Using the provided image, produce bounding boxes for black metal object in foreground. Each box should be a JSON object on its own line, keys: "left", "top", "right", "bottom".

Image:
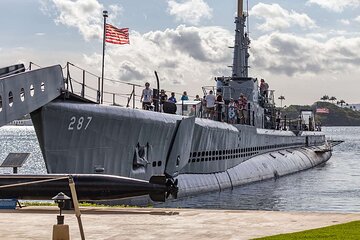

{"left": 0, "top": 174, "right": 177, "bottom": 202}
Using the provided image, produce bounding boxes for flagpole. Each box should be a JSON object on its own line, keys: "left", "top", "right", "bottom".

{"left": 101, "top": 10, "right": 108, "bottom": 104}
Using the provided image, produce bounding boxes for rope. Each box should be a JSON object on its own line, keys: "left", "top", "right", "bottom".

{"left": 0, "top": 176, "right": 69, "bottom": 189}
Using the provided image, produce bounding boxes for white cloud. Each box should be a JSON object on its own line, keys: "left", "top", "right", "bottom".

{"left": 339, "top": 19, "right": 350, "bottom": 25}
{"left": 250, "top": 3, "right": 317, "bottom": 32}
{"left": 306, "top": 33, "right": 328, "bottom": 40}
{"left": 167, "top": 0, "right": 213, "bottom": 25}
{"left": 355, "top": 16, "right": 360, "bottom": 23}
{"left": 306, "top": 0, "right": 360, "bottom": 12}
{"left": 41, "top": 0, "right": 104, "bottom": 41}
{"left": 35, "top": 32, "right": 46, "bottom": 36}
{"left": 0, "top": 47, "right": 83, "bottom": 69}
{"left": 40, "top": 0, "right": 125, "bottom": 41}
{"left": 251, "top": 32, "right": 360, "bottom": 76}
{"left": 83, "top": 25, "right": 233, "bottom": 87}
{"left": 108, "top": 4, "right": 123, "bottom": 23}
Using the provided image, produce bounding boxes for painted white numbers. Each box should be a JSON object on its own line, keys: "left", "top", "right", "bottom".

{"left": 68, "top": 116, "right": 76, "bottom": 130}
{"left": 84, "top": 117, "right": 92, "bottom": 130}
{"left": 68, "top": 116, "right": 92, "bottom": 131}
{"left": 77, "top": 117, "right": 84, "bottom": 130}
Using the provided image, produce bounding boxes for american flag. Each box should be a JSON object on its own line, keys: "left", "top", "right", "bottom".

{"left": 105, "top": 24, "right": 129, "bottom": 45}
{"left": 316, "top": 108, "right": 329, "bottom": 114}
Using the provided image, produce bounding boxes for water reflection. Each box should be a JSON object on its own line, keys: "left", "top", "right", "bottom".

{"left": 157, "top": 127, "right": 360, "bottom": 212}
{"left": 0, "top": 126, "right": 45, "bottom": 174}
{"left": 1, "top": 126, "right": 360, "bottom": 212}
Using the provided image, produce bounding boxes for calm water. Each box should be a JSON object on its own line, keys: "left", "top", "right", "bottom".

{"left": 1, "top": 126, "right": 359, "bottom": 212}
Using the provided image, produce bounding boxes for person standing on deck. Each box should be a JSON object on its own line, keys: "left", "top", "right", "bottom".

{"left": 260, "top": 79, "right": 269, "bottom": 100}
{"left": 238, "top": 94, "right": 248, "bottom": 124}
{"left": 181, "top": 91, "right": 189, "bottom": 101}
{"left": 205, "top": 90, "right": 216, "bottom": 119}
{"left": 159, "top": 89, "right": 168, "bottom": 112}
{"left": 140, "top": 82, "right": 153, "bottom": 110}
{"left": 228, "top": 98, "right": 237, "bottom": 124}
{"left": 168, "top": 92, "right": 177, "bottom": 103}
{"left": 216, "top": 92, "right": 224, "bottom": 122}
{"left": 194, "top": 95, "right": 201, "bottom": 101}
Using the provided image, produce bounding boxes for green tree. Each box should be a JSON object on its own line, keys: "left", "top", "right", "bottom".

{"left": 338, "top": 99, "right": 346, "bottom": 106}
{"left": 329, "top": 96, "right": 337, "bottom": 103}
{"left": 320, "top": 95, "right": 329, "bottom": 101}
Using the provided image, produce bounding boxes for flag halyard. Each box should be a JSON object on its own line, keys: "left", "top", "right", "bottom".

{"left": 105, "top": 24, "right": 129, "bottom": 45}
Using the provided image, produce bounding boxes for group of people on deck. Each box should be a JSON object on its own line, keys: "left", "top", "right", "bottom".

{"left": 140, "top": 82, "right": 198, "bottom": 111}
{"left": 203, "top": 90, "right": 248, "bottom": 123}
{"left": 140, "top": 79, "right": 270, "bottom": 125}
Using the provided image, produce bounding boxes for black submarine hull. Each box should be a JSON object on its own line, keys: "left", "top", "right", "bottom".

{"left": 0, "top": 174, "right": 170, "bottom": 202}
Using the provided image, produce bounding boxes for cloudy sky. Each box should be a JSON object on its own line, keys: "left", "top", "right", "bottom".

{"left": 1, "top": 0, "right": 359, "bottom": 106}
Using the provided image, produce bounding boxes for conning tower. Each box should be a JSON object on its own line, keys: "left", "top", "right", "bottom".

{"left": 215, "top": 0, "right": 266, "bottom": 128}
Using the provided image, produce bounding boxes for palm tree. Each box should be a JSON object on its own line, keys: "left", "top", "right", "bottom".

{"left": 278, "top": 95, "right": 285, "bottom": 108}
{"left": 329, "top": 96, "right": 337, "bottom": 103}
{"left": 338, "top": 99, "right": 346, "bottom": 107}
{"left": 320, "top": 95, "right": 329, "bottom": 101}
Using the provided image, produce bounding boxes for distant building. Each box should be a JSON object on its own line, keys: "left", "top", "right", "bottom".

{"left": 339, "top": 103, "right": 360, "bottom": 111}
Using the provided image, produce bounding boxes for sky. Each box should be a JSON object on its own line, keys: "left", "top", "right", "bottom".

{"left": 1, "top": 0, "right": 360, "bottom": 106}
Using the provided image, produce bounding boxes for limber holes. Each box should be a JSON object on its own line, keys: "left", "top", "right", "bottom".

{"left": 20, "top": 88, "right": 25, "bottom": 102}
{"left": 8, "top": 91, "right": 13, "bottom": 107}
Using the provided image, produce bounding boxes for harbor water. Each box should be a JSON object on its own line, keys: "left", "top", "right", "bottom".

{"left": 1, "top": 126, "right": 359, "bottom": 212}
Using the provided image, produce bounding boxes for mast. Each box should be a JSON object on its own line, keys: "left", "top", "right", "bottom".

{"left": 101, "top": 10, "right": 108, "bottom": 104}
{"left": 232, "top": 0, "right": 250, "bottom": 78}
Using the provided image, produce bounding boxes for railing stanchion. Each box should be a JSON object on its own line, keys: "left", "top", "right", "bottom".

{"left": 97, "top": 77, "right": 101, "bottom": 103}
{"left": 66, "top": 62, "right": 70, "bottom": 92}
{"left": 81, "top": 70, "right": 85, "bottom": 98}
{"left": 182, "top": 100, "right": 184, "bottom": 116}
{"left": 132, "top": 85, "right": 135, "bottom": 109}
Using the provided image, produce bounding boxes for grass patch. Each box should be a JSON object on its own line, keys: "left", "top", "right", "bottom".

{"left": 254, "top": 221, "right": 360, "bottom": 240}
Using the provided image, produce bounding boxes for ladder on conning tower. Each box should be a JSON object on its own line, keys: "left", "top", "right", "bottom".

{"left": 0, "top": 64, "right": 65, "bottom": 128}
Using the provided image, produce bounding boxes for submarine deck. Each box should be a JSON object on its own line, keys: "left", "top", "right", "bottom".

{"left": 0, "top": 207, "right": 359, "bottom": 239}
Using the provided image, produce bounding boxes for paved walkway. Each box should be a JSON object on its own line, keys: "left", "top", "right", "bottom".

{"left": 0, "top": 207, "right": 359, "bottom": 239}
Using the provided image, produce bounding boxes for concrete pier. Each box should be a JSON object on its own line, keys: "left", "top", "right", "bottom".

{"left": 0, "top": 207, "right": 359, "bottom": 239}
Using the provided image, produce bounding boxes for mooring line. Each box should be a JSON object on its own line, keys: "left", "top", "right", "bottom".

{"left": 0, "top": 176, "right": 69, "bottom": 189}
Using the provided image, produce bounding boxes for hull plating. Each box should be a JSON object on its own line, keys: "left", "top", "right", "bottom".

{"left": 177, "top": 147, "right": 331, "bottom": 197}
{"left": 31, "top": 101, "right": 331, "bottom": 195}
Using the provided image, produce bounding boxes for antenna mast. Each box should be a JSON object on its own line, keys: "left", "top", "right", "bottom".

{"left": 238, "top": 0, "right": 243, "bottom": 18}
{"left": 232, "top": 0, "right": 250, "bottom": 78}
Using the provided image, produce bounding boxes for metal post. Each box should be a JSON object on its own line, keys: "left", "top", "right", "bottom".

{"left": 154, "top": 71, "right": 160, "bottom": 112}
{"left": 101, "top": 10, "right": 108, "bottom": 104}
{"left": 113, "top": 94, "right": 115, "bottom": 105}
{"left": 132, "top": 85, "right": 135, "bottom": 109}
{"left": 252, "top": 111, "right": 255, "bottom": 126}
{"left": 247, "top": 102, "right": 251, "bottom": 125}
{"left": 66, "top": 62, "right": 70, "bottom": 92}
{"left": 238, "top": 0, "right": 243, "bottom": 17}
{"left": 182, "top": 100, "right": 184, "bottom": 116}
{"left": 81, "top": 70, "right": 85, "bottom": 98}
{"left": 97, "top": 77, "right": 101, "bottom": 103}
